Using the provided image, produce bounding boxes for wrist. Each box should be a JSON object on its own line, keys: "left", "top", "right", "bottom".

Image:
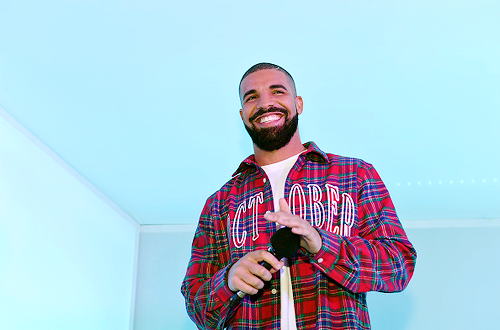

{"left": 225, "top": 262, "right": 237, "bottom": 292}
{"left": 311, "top": 227, "right": 323, "bottom": 254}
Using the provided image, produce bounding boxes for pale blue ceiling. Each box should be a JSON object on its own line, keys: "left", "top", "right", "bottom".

{"left": 1, "top": 0, "right": 499, "bottom": 225}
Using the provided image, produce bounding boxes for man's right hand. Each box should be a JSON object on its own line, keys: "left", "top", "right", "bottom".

{"left": 227, "top": 250, "right": 284, "bottom": 295}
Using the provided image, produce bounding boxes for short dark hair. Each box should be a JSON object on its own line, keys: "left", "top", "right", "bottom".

{"left": 239, "top": 62, "right": 297, "bottom": 98}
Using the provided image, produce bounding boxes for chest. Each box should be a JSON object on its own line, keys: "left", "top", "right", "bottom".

{"left": 224, "top": 166, "right": 360, "bottom": 257}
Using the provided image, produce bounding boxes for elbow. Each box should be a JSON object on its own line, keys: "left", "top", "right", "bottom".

{"left": 393, "top": 245, "right": 417, "bottom": 292}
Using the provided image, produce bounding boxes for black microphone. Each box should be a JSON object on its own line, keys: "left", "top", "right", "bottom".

{"left": 228, "top": 227, "right": 300, "bottom": 308}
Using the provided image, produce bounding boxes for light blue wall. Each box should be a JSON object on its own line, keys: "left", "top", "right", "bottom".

{"left": 369, "top": 224, "right": 500, "bottom": 329}
{"left": 135, "top": 222, "right": 500, "bottom": 330}
{"left": 0, "top": 111, "right": 139, "bottom": 329}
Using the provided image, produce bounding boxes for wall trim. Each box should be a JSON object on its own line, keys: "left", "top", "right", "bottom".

{"left": 0, "top": 106, "right": 140, "bottom": 227}
{"left": 403, "top": 218, "right": 500, "bottom": 228}
{"left": 139, "top": 218, "right": 500, "bottom": 233}
{"left": 140, "top": 224, "right": 197, "bottom": 233}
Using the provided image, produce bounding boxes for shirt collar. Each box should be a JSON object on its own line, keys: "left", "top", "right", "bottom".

{"left": 232, "top": 141, "right": 328, "bottom": 177}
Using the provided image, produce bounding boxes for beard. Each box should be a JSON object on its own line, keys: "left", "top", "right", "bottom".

{"left": 244, "top": 107, "right": 299, "bottom": 152}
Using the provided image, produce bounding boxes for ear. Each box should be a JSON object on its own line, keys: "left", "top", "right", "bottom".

{"left": 295, "top": 96, "right": 304, "bottom": 115}
{"left": 239, "top": 108, "right": 244, "bottom": 121}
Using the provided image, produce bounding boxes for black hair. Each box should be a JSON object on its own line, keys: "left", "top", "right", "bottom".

{"left": 239, "top": 62, "right": 297, "bottom": 98}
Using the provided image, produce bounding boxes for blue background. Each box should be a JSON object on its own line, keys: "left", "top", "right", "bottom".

{"left": 1, "top": 0, "right": 498, "bottom": 225}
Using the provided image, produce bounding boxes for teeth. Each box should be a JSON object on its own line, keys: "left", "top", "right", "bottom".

{"left": 259, "top": 114, "right": 280, "bottom": 124}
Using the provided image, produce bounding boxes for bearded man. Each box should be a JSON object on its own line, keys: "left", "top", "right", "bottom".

{"left": 181, "top": 63, "right": 417, "bottom": 329}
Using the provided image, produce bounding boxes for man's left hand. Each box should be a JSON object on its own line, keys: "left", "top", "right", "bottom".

{"left": 264, "top": 198, "right": 323, "bottom": 254}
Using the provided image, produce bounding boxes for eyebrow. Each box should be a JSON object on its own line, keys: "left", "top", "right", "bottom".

{"left": 242, "top": 89, "right": 257, "bottom": 101}
{"left": 270, "top": 84, "right": 288, "bottom": 91}
{"left": 242, "top": 84, "right": 289, "bottom": 101}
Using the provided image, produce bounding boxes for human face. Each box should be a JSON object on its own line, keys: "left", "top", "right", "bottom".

{"left": 239, "top": 69, "right": 303, "bottom": 151}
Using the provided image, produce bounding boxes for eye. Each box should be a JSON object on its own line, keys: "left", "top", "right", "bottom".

{"left": 245, "top": 95, "right": 256, "bottom": 103}
{"left": 273, "top": 90, "right": 285, "bottom": 94}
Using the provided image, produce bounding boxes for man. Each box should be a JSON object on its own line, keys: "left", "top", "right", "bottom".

{"left": 181, "top": 63, "right": 417, "bottom": 329}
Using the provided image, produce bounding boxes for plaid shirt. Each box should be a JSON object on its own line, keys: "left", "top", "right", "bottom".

{"left": 181, "top": 142, "right": 416, "bottom": 329}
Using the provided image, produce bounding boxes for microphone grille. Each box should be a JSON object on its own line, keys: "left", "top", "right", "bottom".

{"left": 270, "top": 227, "right": 301, "bottom": 259}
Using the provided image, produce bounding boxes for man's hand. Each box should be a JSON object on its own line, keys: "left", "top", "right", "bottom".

{"left": 264, "top": 198, "right": 323, "bottom": 254}
{"left": 227, "top": 250, "right": 284, "bottom": 295}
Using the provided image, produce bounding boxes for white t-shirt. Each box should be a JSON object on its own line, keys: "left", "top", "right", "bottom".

{"left": 261, "top": 152, "right": 302, "bottom": 330}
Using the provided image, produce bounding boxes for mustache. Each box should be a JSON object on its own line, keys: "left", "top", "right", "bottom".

{"left": 249, "top": 107, "right": 288, "bottom": 123}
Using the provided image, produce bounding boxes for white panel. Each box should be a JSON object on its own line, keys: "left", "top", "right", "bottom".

{"left": 0, "top": 114, "right": 138, "bottom": 329}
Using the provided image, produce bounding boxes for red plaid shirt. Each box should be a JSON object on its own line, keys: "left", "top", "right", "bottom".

{"left": 181, "top": 142, "right": 416, "bottom": 329}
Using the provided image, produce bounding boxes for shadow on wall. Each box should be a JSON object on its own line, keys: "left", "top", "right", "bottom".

{"left": 134, "top": 225, "right": 500, "bottom": 330}
{"left": 370, "top": 225, "right": 500, "bottom": 330}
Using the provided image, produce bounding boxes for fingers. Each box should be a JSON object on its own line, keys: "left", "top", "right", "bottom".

{"left": 264, "top": 198, "right": 323, "bottom": 254}
{"left": 279, "top": 198, "right": 291, "bottom": 213}
{"left": 263, "top": 198, "right": 299, "bottom": 228}
{"left": 227, "top": 250, "right": 283, "bottom": 295}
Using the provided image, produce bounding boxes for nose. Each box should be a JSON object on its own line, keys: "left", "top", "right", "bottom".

{"left": 257, "top": 92, "right": 275, "bottom": 110}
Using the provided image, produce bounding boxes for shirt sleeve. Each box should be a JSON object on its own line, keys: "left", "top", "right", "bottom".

{"left": 180, "top": 195, "right": 236, "bottom": 329}
{"left": 308, "top": 163, "right": 417, "bottom": 293}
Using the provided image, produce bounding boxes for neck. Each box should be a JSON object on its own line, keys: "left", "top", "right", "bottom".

{"left": 253, "top": 132, "right": 305, "bottom": 166}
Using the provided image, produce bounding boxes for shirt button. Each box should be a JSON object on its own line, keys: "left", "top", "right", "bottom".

{"left": 271, "top": 288, "right": 277, "bottom": 294}
{"left": 263, "top": 178, "right": 267, "bottom": 183}
{"left": 317, "top": 258, "right": 324, "bottom": 264}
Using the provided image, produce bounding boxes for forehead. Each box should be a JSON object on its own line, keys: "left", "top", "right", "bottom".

{"left": 239, "top": 69, "right": 294, "bottom": 97}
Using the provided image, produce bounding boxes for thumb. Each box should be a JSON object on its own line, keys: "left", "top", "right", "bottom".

{"left": 279, "top": 198, "right": 291, "bottom": 213}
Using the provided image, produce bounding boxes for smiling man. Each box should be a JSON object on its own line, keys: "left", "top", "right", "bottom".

{"left": 181, "top": 63, "right": 417, "bottom": 329}
{"left": 239, "top": 65, "right": 303, "bottom": 160}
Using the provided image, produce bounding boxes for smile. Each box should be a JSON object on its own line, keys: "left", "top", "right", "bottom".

{"left": 258, "top": 114, "right": 282, "bottom": 124}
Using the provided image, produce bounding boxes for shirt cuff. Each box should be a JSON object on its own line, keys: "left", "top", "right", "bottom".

{"left": 209, "top": 265, "right": 236, "bottom": 311}
{"left": 309, "top": 228, "right": 342, "bottom": 271}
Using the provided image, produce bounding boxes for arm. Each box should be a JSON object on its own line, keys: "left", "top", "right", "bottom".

{"left": 180, "top": 197, "right": 235, "bottom": 329}
{"left": 318, "top": 164, "right": 416, "bottom": 293}
{"left": 180, "top": 196, "right": 284, "bottom": 329}
{"left": 265, "top": 165, "right": 417, "bottom": 294}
